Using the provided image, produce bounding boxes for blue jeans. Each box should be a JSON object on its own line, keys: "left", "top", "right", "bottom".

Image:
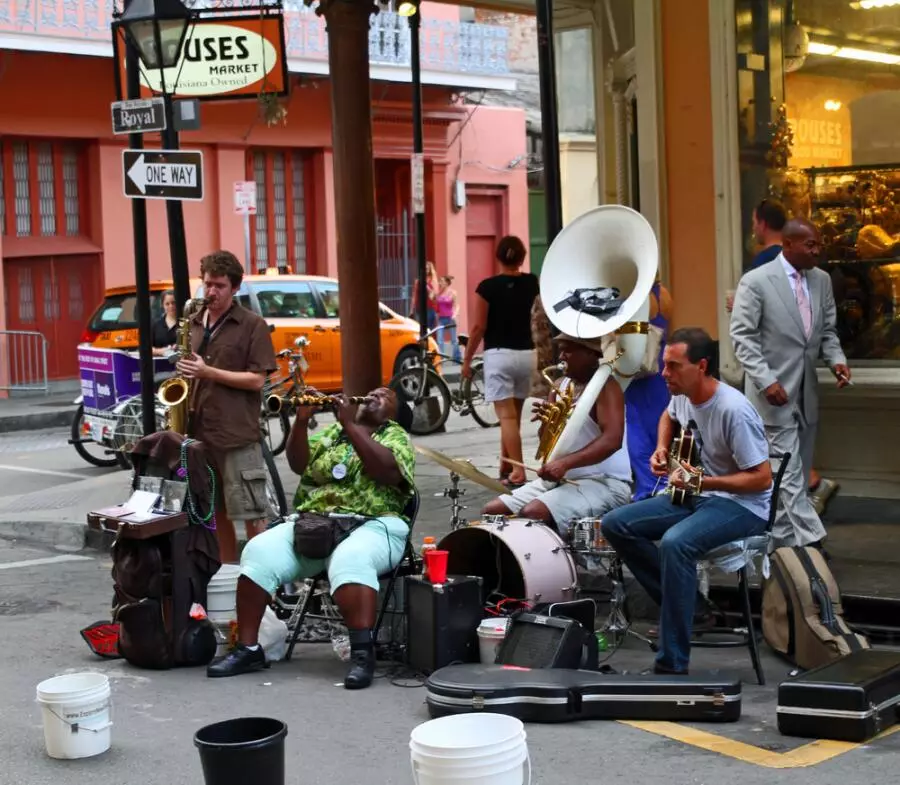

{"left": 602, "top": 494, "right": 767, "bottom": 672}
{"left": 438, "top": 316, "right": 461, "bottom": 362}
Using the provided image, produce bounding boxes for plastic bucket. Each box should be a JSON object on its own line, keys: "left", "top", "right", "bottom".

{"left": 36, "top": 672, "right": 112, "bottom": 760}
{"left": 194, "top": 717, "right": 288, "bottom": 785}
{"left": 409, "top": 714, "right": 530, "bottom": 785}
{"left": 476, "top": 617, "right": 510, "bottom": 664}
{"left": 207, "top": 564, "right": 242, "bottom": 623}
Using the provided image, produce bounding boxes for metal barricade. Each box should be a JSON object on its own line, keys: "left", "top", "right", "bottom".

{"left": 0, "top": 330, "right": 49, "bottom": 392}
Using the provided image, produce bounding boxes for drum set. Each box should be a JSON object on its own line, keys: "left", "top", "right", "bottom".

{"left": 415, "top": 445, "right": 652, "bottom": 649}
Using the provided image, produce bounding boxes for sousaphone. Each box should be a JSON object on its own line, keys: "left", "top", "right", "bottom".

{"left": 538, "top": 204, "right": 659, "bottom": 463}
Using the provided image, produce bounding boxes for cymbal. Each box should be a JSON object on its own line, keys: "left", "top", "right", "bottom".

{"left": 415, "top": 444, "right": 508, "bottom": 495}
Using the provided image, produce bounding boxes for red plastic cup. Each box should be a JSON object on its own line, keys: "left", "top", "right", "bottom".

{"left": 425, "top": 549, "right": 449, "bottom": 584}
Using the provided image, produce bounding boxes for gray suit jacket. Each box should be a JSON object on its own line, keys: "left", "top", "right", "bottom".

{"left": 730, "top": 254, "right": 846, "bottom": 427}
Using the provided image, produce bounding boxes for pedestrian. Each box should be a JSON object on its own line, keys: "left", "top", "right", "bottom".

{"left": 436, "top": 275, "right": 461, "bottom": 362}
{"left": 411, "top": 261, "right": 439, "bottom": 330}
{"left": 462, "top": 236, "right": 538, "bottom": 488}
{"left": 151, "top": 290, "right": 178, "bottom": 356}
{"left": 176, "top": 250, "right": 278, "bottom": 563}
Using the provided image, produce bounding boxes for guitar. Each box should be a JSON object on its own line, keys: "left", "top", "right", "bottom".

{"left": 667, "top": 424, "right": 702, "bottom": 506}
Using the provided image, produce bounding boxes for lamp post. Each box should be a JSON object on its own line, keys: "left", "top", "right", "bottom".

{"left": 398, "top": 0, "right": 428, "bottom": 342}
{"left": 114, "top": 0, "right": 195, "bottom": 317}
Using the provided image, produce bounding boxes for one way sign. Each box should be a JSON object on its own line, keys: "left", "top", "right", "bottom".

{"left": 122, "top": 149, "right": 204, "bottom": 202}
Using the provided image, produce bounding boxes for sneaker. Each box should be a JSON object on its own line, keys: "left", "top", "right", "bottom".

{"left": 809, "top": 477, "right": 839, "bottom": 517}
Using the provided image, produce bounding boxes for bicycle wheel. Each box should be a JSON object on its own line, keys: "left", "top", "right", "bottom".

{"left": 70, "top": 405, "right": 120, "bottom": 468}
{"left": 389, "top": 366, "right": 451, "bottom": 435}
{"left": 261, "top": 409, "right": 290, "bottom": 456}
{"left": 261, "top": 440, "right": 288, "bottom": 519}
{"left": 463, "top": 361, "right": 499, "bottom": 429}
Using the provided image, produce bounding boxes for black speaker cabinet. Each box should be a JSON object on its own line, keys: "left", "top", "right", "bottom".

{"left": 495, "top": 613, "right": 587, "bottom": 670}
{"left": 405, "top": 575, "right": 483, "bottom": 675}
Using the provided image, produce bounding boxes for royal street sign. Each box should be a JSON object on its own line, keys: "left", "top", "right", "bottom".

{"left": 122, "top": 150, "right": 204, "bottom": 202}
{"left": 111, "top": 98, "right": 166, "bottom": 135}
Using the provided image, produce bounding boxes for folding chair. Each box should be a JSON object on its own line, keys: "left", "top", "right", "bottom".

{"left": 692, "top": 452, "right": 792, "bottom": 685}
{"left": 284, "top": 490, "right": 421, "bottom": 662}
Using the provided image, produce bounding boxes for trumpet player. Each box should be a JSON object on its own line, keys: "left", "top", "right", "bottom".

{"left": 482, "top": 335, "right": 632, "bottom": 536}
{"left": 176, "top": 251, "right": 277, "bottom": 564}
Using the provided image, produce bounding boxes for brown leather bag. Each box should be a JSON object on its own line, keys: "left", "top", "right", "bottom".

{"left": 762, "top": 546, "right": 869, "bottom": 670}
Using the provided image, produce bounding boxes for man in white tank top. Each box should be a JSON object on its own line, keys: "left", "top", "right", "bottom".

{"left": 482, "top": 335, "right": 633, "bottom": 537}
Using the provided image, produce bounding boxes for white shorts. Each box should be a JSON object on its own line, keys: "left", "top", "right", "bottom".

{"left": 498, "top": 476, "right": 632, "bottom": 537}
{"left": 483, "top": 348, "right": 536, "bottom": 402}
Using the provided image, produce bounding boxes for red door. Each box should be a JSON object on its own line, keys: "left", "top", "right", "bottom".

{"left": 4, "top": 255, "right": 103, "bottom": 379}
{"left": 465, "top": 191, "right": 506, "bottom": 316}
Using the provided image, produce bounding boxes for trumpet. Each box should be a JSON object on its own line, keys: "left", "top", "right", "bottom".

{"left": 265, "top": 393, "right": 373, "bottom": 415}
{"left": 534, "top": 363, "right": 577, "bottom": 463}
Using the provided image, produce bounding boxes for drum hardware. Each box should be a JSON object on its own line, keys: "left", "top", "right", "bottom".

{"left": 414, "top": 445, "right": 508, "bottom": 495}
{"left": 435, "top": 471, "right": 468, "bottom": 531}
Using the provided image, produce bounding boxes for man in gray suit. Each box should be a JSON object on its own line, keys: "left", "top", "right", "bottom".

{"left": 730, "top": 219, "right": 851, "bottom": 547}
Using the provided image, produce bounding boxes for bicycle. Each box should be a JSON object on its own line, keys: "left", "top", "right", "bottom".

{"left": 387, "top": 323, "right": 498, "bottom": 435}
{"left": 261, "top": 336, "right": 319, "bottom": 456}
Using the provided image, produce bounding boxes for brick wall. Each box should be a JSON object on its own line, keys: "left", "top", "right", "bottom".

{"left": 475, "top": 9, "right": 539, "bottom": 74}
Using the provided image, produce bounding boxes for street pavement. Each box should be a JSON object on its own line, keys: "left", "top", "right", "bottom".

{"left": 0, "top": 413, "right": 898, "bottom": 783}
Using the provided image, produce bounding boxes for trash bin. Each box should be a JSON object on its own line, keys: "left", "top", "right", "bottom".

{"left": 194, "top": 717, "right": 288, "bottom": 785}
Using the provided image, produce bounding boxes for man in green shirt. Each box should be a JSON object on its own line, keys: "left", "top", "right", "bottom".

{"left": 208, "top": 387, "right": 415, "bottom": 689}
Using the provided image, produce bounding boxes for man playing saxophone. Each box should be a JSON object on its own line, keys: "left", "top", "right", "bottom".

{"left": 176, "top": 250, "right": 277, "bottom": 563}
{"left": 482, "top": 335, "right": 632, "bottom": 536}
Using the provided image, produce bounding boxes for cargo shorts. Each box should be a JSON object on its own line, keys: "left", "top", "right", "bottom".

{"left": 216, "top": 442, "right": 270, "bottom": 523}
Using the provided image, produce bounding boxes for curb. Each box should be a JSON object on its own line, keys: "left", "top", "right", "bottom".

{"left": 0, "top": 519, "right": 89, "bottom": 551}
{"left": 0, "top": 409, "right": 74, "bottom": 434}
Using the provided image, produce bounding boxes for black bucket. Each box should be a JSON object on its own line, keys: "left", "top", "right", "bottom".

{"left": 194, "top": 717, "right": 288, "bottom": 785}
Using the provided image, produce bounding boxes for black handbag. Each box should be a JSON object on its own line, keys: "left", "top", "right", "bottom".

{"left": 292, "top": 512, "right": 366, "bottom": 560}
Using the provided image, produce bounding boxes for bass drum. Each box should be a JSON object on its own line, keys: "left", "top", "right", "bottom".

{"left": 438, "top": 518, "right": 578, "bottom": 605}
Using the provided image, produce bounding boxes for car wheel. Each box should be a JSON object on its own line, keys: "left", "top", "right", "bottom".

{"left": 393, "top": 346, "right": 422, "bottom": 378}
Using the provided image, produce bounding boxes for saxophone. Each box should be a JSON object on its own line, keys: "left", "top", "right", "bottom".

{"left": 157, "top": 298, "right": 207, "bottom": 435}
{"left": 533, "top": 362, "right": 577, "bottom": 463}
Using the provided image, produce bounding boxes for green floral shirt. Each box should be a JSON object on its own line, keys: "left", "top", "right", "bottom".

{"left": 293, "top": 421, "right": 416, "bottom": 520}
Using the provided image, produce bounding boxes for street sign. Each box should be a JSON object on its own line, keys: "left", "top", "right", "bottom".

{"left": 411, "top": 153, "right": 425, "bottom": 214}
{"left": 234, "top": 181, "right": 257, "bottom": 215}
{"left": 111, "top": 98, "right": 166, "bottom": 135}
{"left": 122, "top": 150, "right": 204, "bottom": 202}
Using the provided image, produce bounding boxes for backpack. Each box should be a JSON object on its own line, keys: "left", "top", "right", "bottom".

{"left": 761, "top": 545, "right": 869, "bottom": 670}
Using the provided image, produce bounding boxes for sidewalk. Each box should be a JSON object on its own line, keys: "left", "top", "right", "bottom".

{"left": 0, "top": 391, "right": 78, "bottom": 433}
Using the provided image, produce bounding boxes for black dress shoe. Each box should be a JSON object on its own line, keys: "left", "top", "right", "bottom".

{"left": 640, "top": 663, "right": 689, "bottom": 676}
{"left": 344, "top": 646, "right": 375, "bottom": 690}
{"left": 207, "top": 644, "right": 270, "bottom": 678}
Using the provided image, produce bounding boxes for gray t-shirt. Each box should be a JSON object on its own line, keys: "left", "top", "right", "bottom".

{"left": 667, "top": 382, "right": 771, "bottom": 520}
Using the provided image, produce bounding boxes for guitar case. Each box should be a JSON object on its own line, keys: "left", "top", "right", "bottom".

{"left": 777, "top": 649, "right": 900, "bottom": 742}
{"left": 425, "top": 664, "right": 742, "bottom": 723}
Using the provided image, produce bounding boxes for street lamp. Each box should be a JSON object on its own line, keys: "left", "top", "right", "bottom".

{"left": 398, "top": 0, "right": 428, "bottom": 342}
{"left": 115, "top": 0, "right": 194, "bottom": 77}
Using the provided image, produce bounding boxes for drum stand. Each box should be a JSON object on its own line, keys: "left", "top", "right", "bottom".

{"left": 603, "top": 556, "right": 656, "bottom": 651}
{"left": 437, "top": 471, "right": 468, "bottom": 530}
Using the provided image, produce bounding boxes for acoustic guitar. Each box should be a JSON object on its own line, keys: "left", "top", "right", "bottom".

{"left": 667, "top": 424, "right": 702, "bottom": 506}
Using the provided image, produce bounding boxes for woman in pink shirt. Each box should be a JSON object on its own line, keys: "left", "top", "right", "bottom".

{"left": 436, "top": 275, "right": 461, "bottom": 362}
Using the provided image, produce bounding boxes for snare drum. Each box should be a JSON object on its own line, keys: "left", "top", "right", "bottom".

{"left": 568, "top": 517, "right": 615, "bottom": 556}
{"left": 438, "top": 517, "right": 578, "bottom": 605}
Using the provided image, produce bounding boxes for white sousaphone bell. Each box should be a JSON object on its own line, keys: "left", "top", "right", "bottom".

{"left": 539, "top": 204, "right": 660, "bottom": 463}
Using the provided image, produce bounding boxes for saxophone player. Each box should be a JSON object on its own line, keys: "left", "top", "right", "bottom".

{"left": 482, "top": 335, "right": 632, "bottom": 536}
{"left": 176, "top": 251, "right": 278, "bottom": 563}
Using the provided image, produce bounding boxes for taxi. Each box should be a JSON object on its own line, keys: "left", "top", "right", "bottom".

{"left": 80, "top": 274, "right": 438, "bottom": 391}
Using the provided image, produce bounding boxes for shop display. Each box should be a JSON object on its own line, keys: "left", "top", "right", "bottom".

{"left": 807, "top": 164, "right": 900, "bottom": 360}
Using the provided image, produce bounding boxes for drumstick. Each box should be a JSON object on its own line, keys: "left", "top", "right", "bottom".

{"left": 501, "top": 457, "right": 580, "bottom": 487}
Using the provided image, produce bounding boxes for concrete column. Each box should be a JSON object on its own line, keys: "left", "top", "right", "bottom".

{"left": 313, "top": 149, "right": 338, "bottom": 277}
{"left": 0, "top": 231, "right": 7, "bottom": 398}
{"left": 319, "top": 0, "right": 381, "bottom": 395}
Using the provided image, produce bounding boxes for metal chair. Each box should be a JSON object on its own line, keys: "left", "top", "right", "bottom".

{"left": 691, "top": 452, "right": 792, "bottom": 685}
{"left": 283, "top": 490, "right": 421, "bottom": 662}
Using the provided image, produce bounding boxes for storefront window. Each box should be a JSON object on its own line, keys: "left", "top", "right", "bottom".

{"left": 736, "top": 0, "right": 900, "bottom": 361}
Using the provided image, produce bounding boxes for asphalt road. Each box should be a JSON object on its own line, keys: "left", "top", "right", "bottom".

{"left": 1, "top": 421, "right": 899, "bottom": 783}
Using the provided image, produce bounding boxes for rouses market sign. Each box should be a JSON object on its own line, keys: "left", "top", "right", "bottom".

{"left": 120, "top": 15, "right": 288, "bottom": 101}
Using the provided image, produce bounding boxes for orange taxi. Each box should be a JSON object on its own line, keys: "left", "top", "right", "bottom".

{"left": 80, "top": 275, "right": 438, "bottom": 391}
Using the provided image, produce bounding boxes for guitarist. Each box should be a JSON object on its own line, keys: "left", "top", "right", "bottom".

{"left": 602, "top": 327, "right": 772, "bottom": 676}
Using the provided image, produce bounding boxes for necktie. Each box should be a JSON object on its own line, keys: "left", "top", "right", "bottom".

{"left": 792, "top": 271, "right": 812, "bottom": 338}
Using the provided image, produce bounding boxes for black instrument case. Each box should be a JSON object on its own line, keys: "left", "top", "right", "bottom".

{"left": 777, "top": 649, "right": 900, "bottom": 742}
{"left": 425, "top": 664, "right": 741, "bottom": 723}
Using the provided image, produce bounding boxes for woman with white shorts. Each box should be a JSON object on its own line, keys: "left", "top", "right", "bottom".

{"left": 462, "top": 236, "right": 538, "bottom": 487}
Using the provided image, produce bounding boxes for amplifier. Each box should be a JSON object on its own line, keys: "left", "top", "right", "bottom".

{"left": 495, "top": 613, "right": 588, "bottom": 670}
{"left": 405, "top": 575, "right": 484, "bottom": 675}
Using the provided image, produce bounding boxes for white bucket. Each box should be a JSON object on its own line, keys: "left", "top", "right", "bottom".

{"left": 36, "top": 672, "right": 112, "bottom": 760}
{"left": 410, "top": 713, "right": 531, "bottom": 785}
{"left": 476, "top": 617, "right": 510, "bottom": 665}
{"left": 207, "top": 564, "right": 241, "bottom": 623}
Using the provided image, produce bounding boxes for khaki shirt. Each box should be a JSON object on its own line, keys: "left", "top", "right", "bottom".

{"left": 188, "top": 303, "right": 276, "bottom": 453}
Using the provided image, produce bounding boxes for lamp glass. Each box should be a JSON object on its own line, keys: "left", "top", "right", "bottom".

{"left": 397, "top": 1, "right": 417, "bottom": 16}
{"left": 126, "top": 16, "right": 189, "bottom": 70}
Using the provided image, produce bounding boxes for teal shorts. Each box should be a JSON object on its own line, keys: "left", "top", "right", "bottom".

{"left": 240, "top": 515, "right": 410, "bottom": 594}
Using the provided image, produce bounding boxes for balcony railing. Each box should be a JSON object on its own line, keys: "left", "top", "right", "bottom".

{"left": 0, "top": 0, "right": 510, "bottom": 77}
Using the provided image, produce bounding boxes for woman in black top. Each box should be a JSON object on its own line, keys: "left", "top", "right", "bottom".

{"left": 151, "top": 290, "right": 178, "bottom": 356}
{"left": 462, "top": 236, "right": 538, "bottom": 486}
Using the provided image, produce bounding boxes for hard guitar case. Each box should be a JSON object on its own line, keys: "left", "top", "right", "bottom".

{"left": 777, "top": 649, "right": 900, "bottom": 742}
{"left": 425, "top": 664, "right": 741, "bottom": 723}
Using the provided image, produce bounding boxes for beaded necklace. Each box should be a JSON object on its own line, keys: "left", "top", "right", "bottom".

{"left": 177, "top": 438, "right": 217, "bottom": 530}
